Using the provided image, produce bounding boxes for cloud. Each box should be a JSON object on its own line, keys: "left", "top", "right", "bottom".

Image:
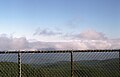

{"left": 33, "top": 28, "right": 62, "bottom": 36}
{"left": 0, "top": 34, "right": 30, "bottom": 50}
{"left": 66, "top": 30, "right": 107, "bottom": 40}
{"left": 0, "top": 30, "right": 120, "bottom": 51}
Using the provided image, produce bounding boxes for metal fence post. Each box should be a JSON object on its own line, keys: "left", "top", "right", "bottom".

{"left": 18, "top": 51, "right": 21, "bottom": 77}
{"left": 71, "top": 51, "right": 74, "bottom": 77}
{"left": 119, "top": 50, "right": 120, "bottom": 71}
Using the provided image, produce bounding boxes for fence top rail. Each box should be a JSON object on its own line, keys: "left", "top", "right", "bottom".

{"left": 0, "top": 49, "right": 120, "bottom": 54}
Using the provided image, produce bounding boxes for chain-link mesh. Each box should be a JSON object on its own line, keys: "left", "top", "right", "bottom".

{"left": 0, "top": 54, "right": 18, "bottom": 77}
{"left": 21, "top": 53, "right": 71, "bottom": 77}
{"left": 73, "top": 52, "right": 119, "bottom": 77}
{"left": 0, "top": 50, "right": 120, "bottom": 77}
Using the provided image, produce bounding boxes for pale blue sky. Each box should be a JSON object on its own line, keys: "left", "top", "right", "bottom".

{"left": 0, "top": 0, "right": 120, "bottom": 41}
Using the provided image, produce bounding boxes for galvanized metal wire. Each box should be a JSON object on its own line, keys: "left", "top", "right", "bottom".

{"left": 0, "top": 49, "right": 120, "bottom": 77}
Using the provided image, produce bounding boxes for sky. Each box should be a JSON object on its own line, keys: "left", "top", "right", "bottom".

{"left": 0, "top": 0, "right": 120, "bottom": 50}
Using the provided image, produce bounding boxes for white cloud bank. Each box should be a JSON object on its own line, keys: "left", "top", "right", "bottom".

{"left": 0, "top": 30, "right": 120, "bottom": 51}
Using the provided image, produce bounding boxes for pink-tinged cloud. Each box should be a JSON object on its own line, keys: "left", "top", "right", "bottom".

{"left": 68, "top": 30, "right": 107, "bottom": 40}
{"left": 0, "top": 30, "right": 120, "bottom": 51}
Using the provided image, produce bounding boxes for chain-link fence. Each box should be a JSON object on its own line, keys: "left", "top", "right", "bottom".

{"left": 0, "top": 50, "right": 120, "bottom": 77}
{"left": 0, "top": 53, "right": 18, "bottom": 77}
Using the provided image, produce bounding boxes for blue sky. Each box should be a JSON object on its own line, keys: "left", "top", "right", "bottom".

{"left": 0, "top": 0, "right": 120, "bottom": 41}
